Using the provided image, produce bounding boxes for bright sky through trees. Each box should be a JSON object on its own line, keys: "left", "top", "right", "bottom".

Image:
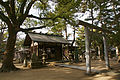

{"left": 18, "top": 1, "right": 90, "bottom": 40}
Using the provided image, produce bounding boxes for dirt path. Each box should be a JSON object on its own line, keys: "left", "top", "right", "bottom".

{"left": 0, "top": 67, "right": 91, "bottom": 80}
{"left": 0, "top": 59, "right": 120, "bottom": 80}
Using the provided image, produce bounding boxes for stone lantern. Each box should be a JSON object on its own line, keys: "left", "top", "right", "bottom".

{"left": 69, "top": 51, "right": 73, "bottom": 64}
{"left": 42, "top": 50, "right": 47, "bottom": 64}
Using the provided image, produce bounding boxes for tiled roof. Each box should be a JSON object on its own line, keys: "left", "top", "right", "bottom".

{"left": 28, "top": 32, "right": 69, "bottom": 44}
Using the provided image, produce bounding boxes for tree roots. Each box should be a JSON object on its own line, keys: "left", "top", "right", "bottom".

{"left": 0, "top": 65, "right": 20, "bottom": 72}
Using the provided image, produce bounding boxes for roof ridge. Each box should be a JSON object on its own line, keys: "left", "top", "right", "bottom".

{"left": 28, "top": 32, "right": 63, "bottom": 37}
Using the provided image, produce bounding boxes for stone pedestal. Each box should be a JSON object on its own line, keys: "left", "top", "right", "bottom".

{"left": 31, "top": 61, "right": 43, "bottom": 69}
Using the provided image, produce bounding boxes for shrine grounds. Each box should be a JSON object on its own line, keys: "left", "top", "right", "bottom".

{"left": 0, "top": 59, "right": 120, "bottom": 80}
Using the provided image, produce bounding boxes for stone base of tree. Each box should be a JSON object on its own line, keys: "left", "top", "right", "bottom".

{"left": 0, "top": 64, "right": 19, "bottom": 72}
{"left": 30, "top": 61, "right": 43, "bottom": 69}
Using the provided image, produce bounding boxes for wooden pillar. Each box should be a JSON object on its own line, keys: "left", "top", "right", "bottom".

{"left": 62, "top": 44, "right": 64, "bottom": 62}
{"left": 98, "top": 46, "right": 101, "bottom": 59}
{"left": 116, "top": 46, "right": 120, "bottom": 62}
{"left": 42, "top": 43, "right": 45, "bottom": 54}
{"left": 38, "top": 42, "right": 40, "bottom": 57}
{"left": 103, "top": 36, "right": 110, "bottom": 69}
{"left": 85, "top": 27, "right": 91, "bottom": 74}
{"left": 0, "top": 33, "right": 2, "bottom": 46}
{"left": 67, "top": 44, "right": 69, "bottom": 60}
{"left": 42, "top": 43, "right": 47, "bottom": 64}
{"left": 32, "top": 41, "right": 35, "bottom": 54}
{"left": 36, "top": 42, "right": 39, "bottom": 56}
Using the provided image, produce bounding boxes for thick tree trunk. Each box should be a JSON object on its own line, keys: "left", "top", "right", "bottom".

{"left": 103, "top": 36, "right": 110, "bottom": 69}
{"left": 85, "top": 27, "right": 91, "bottom": 74}
{"left": 0, "top": 29, "right": 18, "bottom": 72}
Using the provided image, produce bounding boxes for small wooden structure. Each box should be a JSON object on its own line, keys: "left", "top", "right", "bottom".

{"left": 24, "top": 32, "right": 69, "bottom": 62}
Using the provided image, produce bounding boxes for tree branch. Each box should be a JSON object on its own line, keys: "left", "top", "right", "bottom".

{"left": 0, "top": 27, "right": 7, "bottom": 30}
{"left": 20, "top": 0, "right": 27, "bottom": 14}
{"left": 27, "top": 15, "right": 51, "bottom": 20}
{"left": 0, "top": 0, "right": 18, "bottom": 25}
{"left": 19, "top": 26, "right": 46, "bottom": 32}
{"left": 0, "top": 11, "right": 11, "bottom": 25}
{"left": 39, "top": 0, "right": 44, "bottom": 4}
{"left": 116, "top": 13, "right": 120, "bottom": 19}
{"left": 9, "top": 0, "right": 17, "bottom": 24}
{"left": 24, "top": 0, "right": 36, "bottom": 15}
{"left": 0, "top": 0, "right": 4, "bottom": 4}
{"left": 18, "top": 0, "right": 37, "bottom": 26}
{"left": 71, "top": 27, "right": 75, "bottom": 47}
{"left": 0, "top": 1, "right": 9, "bottom": 12}
{"left": 54, "top": 15, "right": 113, "bottom": 34}
{"left": 9, "top": 0, "right": 15, "bottom": 16}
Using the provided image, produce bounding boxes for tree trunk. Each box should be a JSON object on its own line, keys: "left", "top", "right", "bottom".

{"left": 85, "top": 27, "right": 91, "bottom": 74}
{"left": 116, "top": 46, "right": 119, "bottom": 58}
{"left": 0, "top": 33, "right": 2, "bottom": 46}
{"left": 98, "top": 46, "right": 101, "bottom": 59}
{"left": 71, "top": 27, "right": 75, "bottom": 47}
{"left": 0, "top": 28, "right": 18, "bottom": 72}
{"left": 116, "top": 46, "right": 120, "bottom": 63}
{"left": 100, "top": 44, "right": 105, "bottom": 61}
{"left": 0, "top": 31, "right": 3, "bottom": 46}
{"left": 65, "top": 25, "right": 68, "bottom": 40}
{"left": 103, "top": 36, "right": 110, "bottom": 69}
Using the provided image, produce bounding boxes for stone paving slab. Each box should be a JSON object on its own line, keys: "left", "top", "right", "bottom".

{"left": 55, "top": 64, "right": 100, "bottom": 73}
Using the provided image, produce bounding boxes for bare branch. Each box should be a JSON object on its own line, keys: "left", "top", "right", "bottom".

{"left": 0, "top": 27, "right": 7, "bottom": 30}
{"left": 116, "top": 13, "right": 120, "bottom": 19}
{"left": 20, "top": 0, "right": 27, "bottom": 14}
{"left": 20, "top": 26, "right": 46, "bottom": 32}
{"left": 0, "top": 11, "right": 11, "bottom": 25}
{"left": 27, "top": 15, "right": 51, "bottom": 20}
{"left": 0, "top": 0, "right": 18, "bottom": 25}
{"left": 18, "top": 0, "right": 37, "bottom": 26}
{"left": 9, "top": 0, "right": 15, "bottom": 16}
{"left": 24, "top": 0, "right": 36, "bottom": 15}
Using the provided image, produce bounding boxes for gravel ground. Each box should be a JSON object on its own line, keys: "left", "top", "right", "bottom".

{"left": 0, "top": 59, "right": 120, "bottom": 80}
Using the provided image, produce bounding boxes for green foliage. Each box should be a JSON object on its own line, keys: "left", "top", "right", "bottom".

{"left": 18, "top": 0, "right": 24, "bottom": 2}
{"left": 22, "top": 18, "right": 38, "bottom": 28}
{"left": 80, "top": 0, "right": 120, "bottom": 47}
{"left": 15, "top": 38, "right": 24, "bottom": 50}
{"left": 0, "top": 21, "right": 7, "bottom": 52}
{"left": 76, "top": 27, "right": 85, "bottom": 51}
{"left": 45, "top": 0, "right": 81, "bottom": 36}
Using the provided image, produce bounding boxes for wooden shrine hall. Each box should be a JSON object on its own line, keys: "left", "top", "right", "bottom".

{"left": 24, "top": 32, "right": 69, "bottom": 61}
